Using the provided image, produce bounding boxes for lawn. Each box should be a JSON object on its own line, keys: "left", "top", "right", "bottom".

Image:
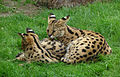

{"left": 0, "top": 1, "right": 120, "bottom": 77}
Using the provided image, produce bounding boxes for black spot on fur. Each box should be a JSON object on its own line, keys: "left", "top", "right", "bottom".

{"left": 74, "top": 56, "right": 76, "bottom": 58}
{"left": 86, "top": 38, "right": 89, "bottom": 40}
{"left": 56, "top": 55, "right": 61, "bottom": 57}
{"left": 31, "top": 55, "right": 33, "bottom": 58}
{"left": 95, "top": 32, "right": 99, "bottom": 34}
{"left": 47, "top": 42, "right": 51, "bottom": 45}
{"left": 42, "top": 46, "right": 46, "bottom": 48}
{"left": 45, "top": 53, "right": 49, "bottom": 57}
{"left": 91, "top": 45, "right": 95, "bottom": 48}
{"left": 52, "top": 42, "right": 56, "bottom": 45}
{"left": 83, "top": 54, "right": 87, "bottom": 57}
{"left": 75, "top": 33, "right": 79, "bottom": 38}
{"left": 74, "top": 60, "right": 76, "bottom": 63}
{"left": 59, "top": 44, "right": 63, "bottom": 47}
{"left": 79, "top": 30, "right": 85, "bottom": 36}
{"left": 84, "top": 41, "right": 87, "bottom": 43}
{"left": 80, "top": 56, "right": 83, "bottom": 58}
{"left": 97, "top": 45, "right": 100, "bottom": 49}
{"left": 87, "top": 33, "right": 91, "bottom": 35}
{"left": 86, "top": 57, "right": 92, "bottom": 61}
{"left": 99, "top": 47, "right": 103, "bottom": 51}
{"left": 85, "top": 46, "right": 90, "bottom": 49}
{"left": 67, "top": 26, "right": 74, "bottom": 34}
{"left": 82, "top": 49, "right": 86, "bottom": 52}
{"left": 80, "top": 43, "right": 84, "bottom": 45}
{"left": 76, "top": 43, "right": 79, "bottom": 45}
{"left": 88, "top": 44, "right": 90, "bottom": 46}
{"left": 41, "top": 60, "right": 44, "bottom": 63}
{"left": 91, "top": 34, "right": 94, "bottom": 36}
{"left": 92, "top": 41, "right": 96, "bottom": 44}
{"left": 66, "top": 38, "right": 69, "bottom": 40}
{"left": 56, "top": 50, "right": 59, "bottom": 52}
{"left": 76, "top": 53, "right": 80, "bottom": 55}
{"left": 104, "top": 52, "right": 107, "bottom": 55}
{"left": 37, "top": 54, "right": 39, "bottom": 56}
{"left": 49, "top": 48, "right": 54, "bottom": 50}
{"left": 71, "top": 37, "right": 74, "bottom": 39}
{"left": 76, "top": 49, "right": 79, "bottom": 51}
{"left": 100, "top": 51, "right": 103, "bottom": 53}
{"left": 103, "top": 47, "right": 106, "bottom": 50}
{"left": 75, "top": 51, "right": 77, "bottom": 53}
{"left": 53, "top": 46, "right": 56, "bottom": 49}
{"left": 28, "top": 54, "right": 30, "bottom": 57}
{"left": 60, "top": 49, "right": 63, "bottom": 51}
{"left": 96, "top": 39, "right": 99, "bottom": 41}
{"left": 99, "top": 42, "right": 102, "bottom": 45}
{"left": 100, "top": 39, "right": 103, "bottom": 41}
{"left": 41, "top": 55, "right": 44, "bottom": 58}
{"left": 45, "top": 59, "right": 49, "bottom": 62}
{"left": 76, "top": 57, "right": 79, "bottom": 60}
{"left": 88, "top": 52, "right": 92, "bottom": 55}
{"left": 61, "top": 51, "right": 65, "bottom": 54}
{"left": 93, "top": 49, "right": 96, "bottom": 53}
{"left": 99, "top": 35, "right": 104, "bottom": 38}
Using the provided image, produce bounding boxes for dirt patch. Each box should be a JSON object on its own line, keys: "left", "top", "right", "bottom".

{"left": 35, "top": 0, "right": 96, "bottom": 9}
{"left": 0, "top": 0, "right": 40, "bottom": 17}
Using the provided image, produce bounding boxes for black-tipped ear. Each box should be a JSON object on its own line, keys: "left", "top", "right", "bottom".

{"left": 49, "top": 13, "right": 56, "bottom": 18}
{"left": 18, "top": 33, "right": 22, "bottom": 35}
{"left": 61, "top": 15, "right": 70, "bottom": 20}
{"left": 58, "top": 15, "right": 70, "bottom": 24}
{"left": 18, "top": 33, "right": 24, "bottom": 38}
{"left": 48, "top": 13, "right": 56, "bottom": 23}
{"left": 26, "top": 28, "right": 35, "bottom": 33}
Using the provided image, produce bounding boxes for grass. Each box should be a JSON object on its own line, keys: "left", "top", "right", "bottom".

{"left": 0, "top": 1, "right": 120, "bottom": 77}
{"left": 0, "top": 4, "right": 14, "bottom": 13}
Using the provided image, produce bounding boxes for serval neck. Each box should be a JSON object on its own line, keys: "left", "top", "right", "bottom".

{"left": 57, "top": 25, "right": 85, "bottom": 46}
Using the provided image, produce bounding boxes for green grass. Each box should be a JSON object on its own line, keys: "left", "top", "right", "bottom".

{"left": 0, "top": 1, "right": 120, "bottom": 77}
{"left": 0, "top": 4, "right": 14, "bottom": 13}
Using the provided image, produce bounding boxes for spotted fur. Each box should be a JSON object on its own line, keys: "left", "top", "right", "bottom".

{"left": 16, "top": 28, "right": 66, "bottom": 63}
{"left": 47, "top": 13, "right": 112, "bottom": 64}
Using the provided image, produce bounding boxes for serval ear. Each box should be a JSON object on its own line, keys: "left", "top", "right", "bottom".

{"left": 18, "top": 33, "right": 28, "bottom": 37}
{"left": 48, "top": 13, "right": 56, "bottom": 24}
{"left": 18, "top": 33, "right": 23, "bottom": 37}
{"left": 26, "top": 28, "right": 35, "bottom": 33}
{"left": 58, "top": 15, "right": 70, "bottom": 24}
{"left": 18, "top": 33, "right": 26, "bottom": 38}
